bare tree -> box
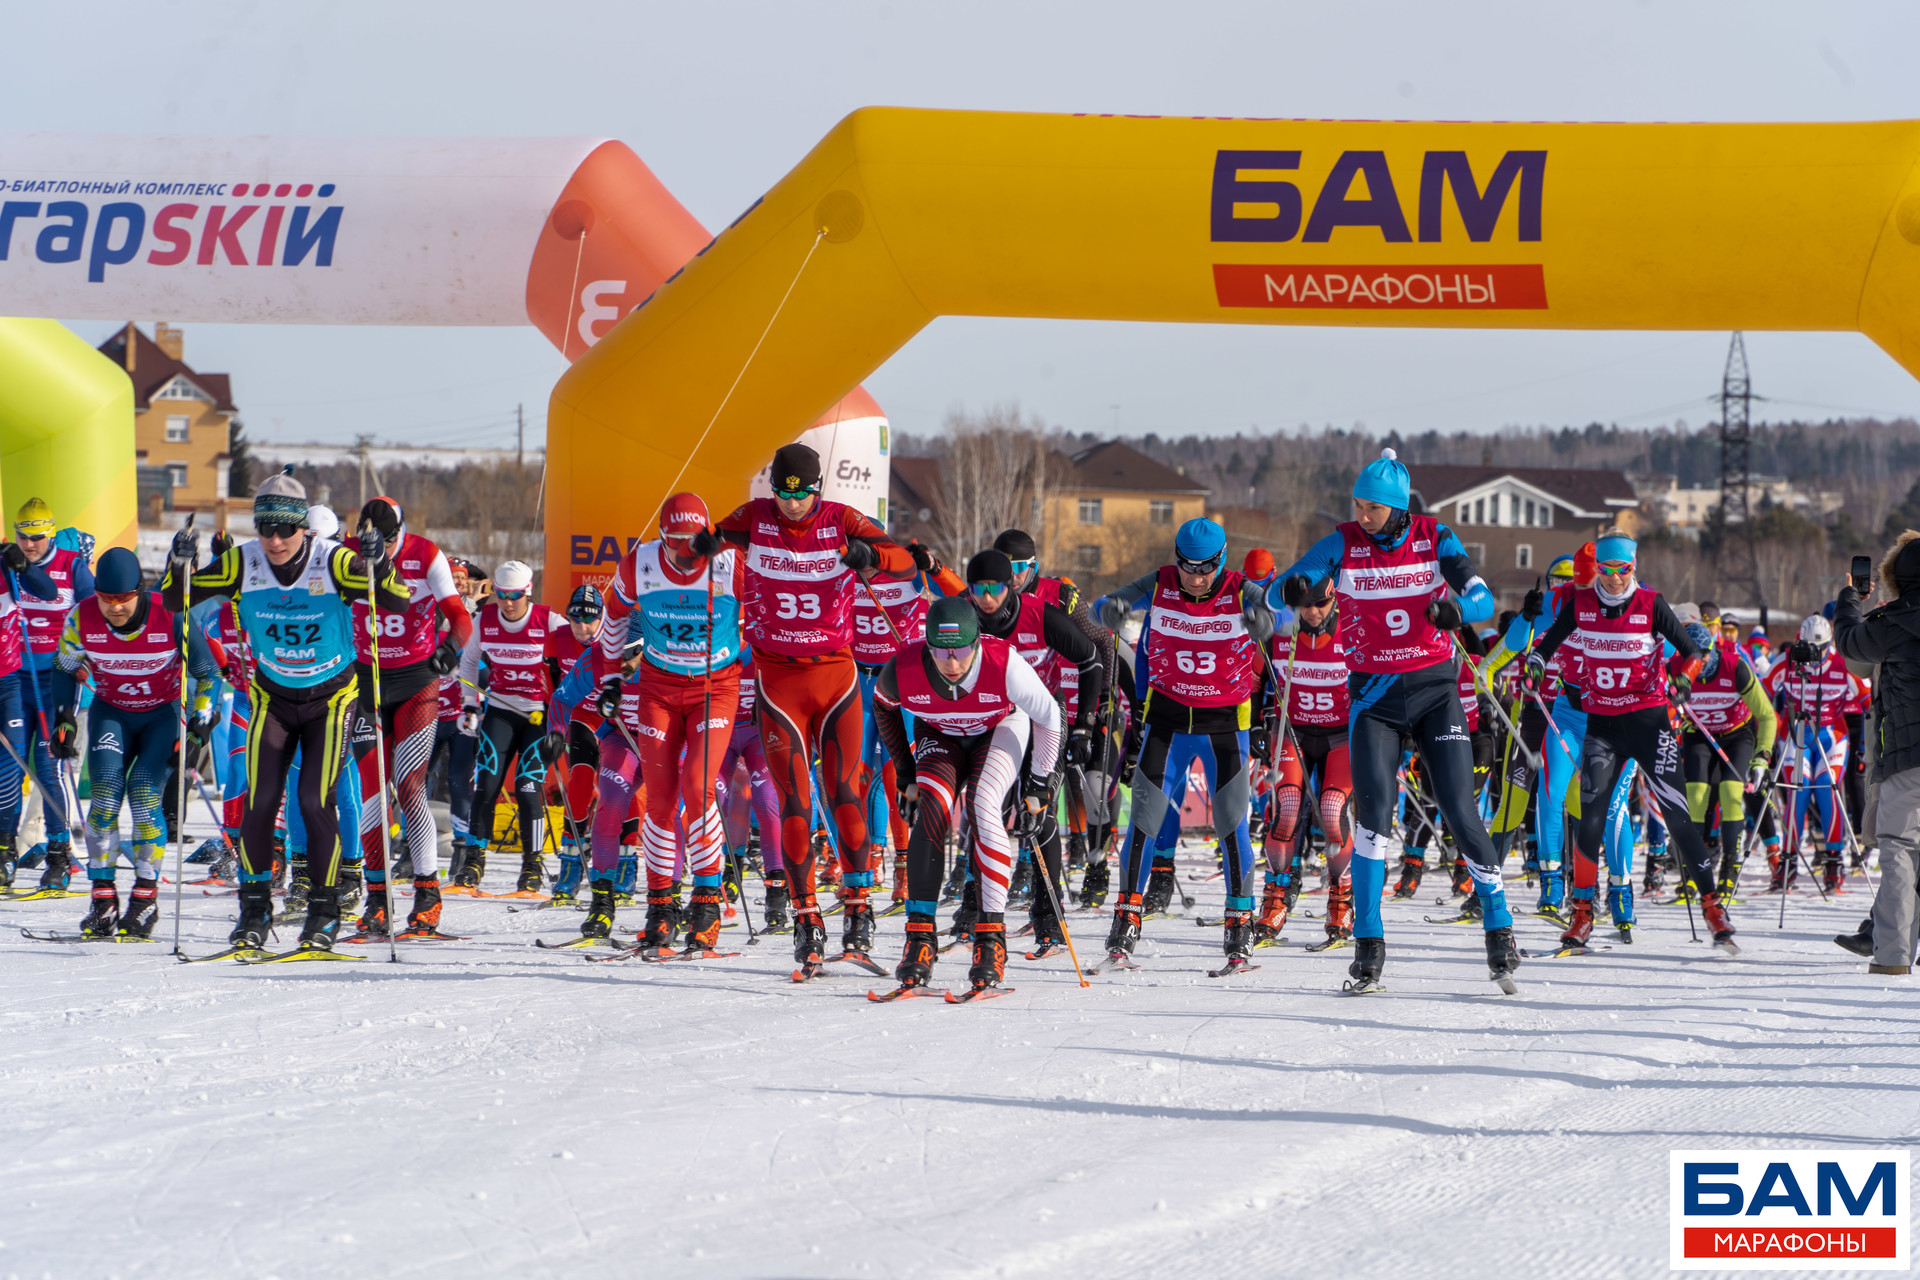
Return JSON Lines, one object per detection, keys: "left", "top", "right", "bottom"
{"left": 921, "top": 404, "right": 1057, "bottom": 568}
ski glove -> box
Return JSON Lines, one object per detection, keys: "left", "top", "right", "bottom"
{"left": 841, "top": 538, "right": 877, "bottom": 573}
{"left": 1522, "top": 651, "right": 1547, "bottom": 691}
{"left": 1065, "top": 725, "right": 1094, "bottom": 767}
{"left": 0, "top": 543, "right": 27, "bottom": 574}
{"left": 1280, "top": 574, "right": 1312, "bottom": 608}
{"left": 595, "top": 679, "right": 623, "bottom": 722}
{"left": 459, "top": 706, "right": 481, "bottom": 736}
{"left": 1667, "top": 671, "right": 1692, "bottom": 705}
{"left": 540, "top": 731, "right": 568, "bottom": 765}
{"left": 50, "top": 711, "right": 79, "bottom": 760}
{"left": 688, "top": 528, "right": 722, "bottom": 559}
{"left": 426, "top": 638, "right": 460, "bottom": 676}
{"left": 899, "top": 779, "right": 919, "bottom": 830}
{"left": 169, "top": 527, "right": 199, "bottom": 567}
{"left": 356, "top": 522, "right": 385, "bottom": 565}
{"left": 906, "top": 539, "right": 940, "bottom": 575}
{"left": 1250, "top": 715, "right": 1275, "bottom": 761}
{"left": 1521, "top": 583, "right": 1544, "bottom": 622}
{"left": 1020, "top": 774, "right": 1052, "bottom": 831}
{"left": 210, "top": 530, "right": 233, "bottom": 561}
{"left": 185, "top": 711, "right": 213, "bottom": 752}
{"left": 1426, "top": 597, "right": 1462, "bottom": 631}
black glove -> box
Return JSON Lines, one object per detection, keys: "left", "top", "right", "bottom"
{"left": 689, "top": 528, "right": 722, "bottom": 558}
{"left": 595, "top": 679, "right": 623, "bottom": 722}
{"left": 0, "top": 543, "right": 28, "bottom": 575}
{"left": 186, "top": 711, "right": 213, "bottom": 752}
{"left": 1426, "top": 597, "right": 1462, "bottom": 631}
{"left": 1020, "top": 773, "right": 1052, "bottom": 834}
{"left": 1250, "top": 714, "right": 1275, "bottom": 761}
{"left": 210, "top": 529, "right": 233, "bottom": 560}
{"left": 1522, "top": 652, "right": 1547, "bottom": 691}
{"left": 426, "top": 638, "right": 460, "bottom": 676}
{"left": 1121, "top": 717, "right": 1144, "bottom": 779}
{"left": 541, "top": 731, "right": 568, "bottom": 765}
{"left": 1065, "top": 724, "right": 1093, "bottom": 767}
{"left": 906, "top": 539, "right": 939, "bottom": 575}
{"left": 1280, "top": 575, "right": 1311, "bottom": 608}
{"left": 169, "top": 527, "right": 199, "bottom": 567}
{"left": 1668, "top": 671, "right": 1693, "bottom": 705}
{"left": 841, "top": 538, "right": 877, "bottom": 573}
{"left": 1521, "top": 584, "right": 1544, "bottom": 622}
{"left": 50, "top": 711, "right": 79, "bottom": 760}
{"left": 899, "top": 778, "right": 919, "bottom": 831}
{"left": 356, "top": 522, "right": 385, "bottom": 565}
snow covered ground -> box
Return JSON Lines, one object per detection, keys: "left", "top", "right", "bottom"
{"left": 2, "top": 814, "right": 1914, "bottom": 1280}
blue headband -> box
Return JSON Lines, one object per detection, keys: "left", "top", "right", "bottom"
{"left": 1595, "top": 535, "right": 1637, "bottom": 565}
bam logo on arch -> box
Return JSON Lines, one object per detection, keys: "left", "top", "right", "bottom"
{"left": 1209, "top": 148, "right": 1547, "bottom": 311}
{"left": 1671, "top": 1149, "right": 1909, "bottom": 1270}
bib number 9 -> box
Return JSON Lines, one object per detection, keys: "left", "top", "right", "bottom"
{"left": 1175, "top": 650, "right": 1217, "bottom": 675}
{"left": 775, "top": 592, "right": 821, "bottom": 621}
{"left": 1385, "top": 608, "right": 1411, "bottom": 636}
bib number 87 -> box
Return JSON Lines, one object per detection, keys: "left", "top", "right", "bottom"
{"left": 1592, "top": 664, "right": 1628, "bottom": 691}
{"left": 775, "top": 592, "right": 821, "bottom": 620}
{"left": 1175, "top": 650, "right": 1217, "bottom": 675}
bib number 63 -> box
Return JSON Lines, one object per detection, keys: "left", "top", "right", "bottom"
{"left": 1175, "top": 650, "right": 1217, "bottom": 675}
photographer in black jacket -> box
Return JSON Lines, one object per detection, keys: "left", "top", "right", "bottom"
{"left": 1833, "top": 532, "right": 1920, "bottom": 974}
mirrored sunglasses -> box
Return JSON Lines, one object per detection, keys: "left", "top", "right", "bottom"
{"left": 96, "top": 590, "right": 141, "bottom": 607}
{"left": 494, "top": 586, "right": 531, "bottom": 602}
{"left": 929, "top": 643, "right": 976, "bottom": 662}
{"left": 1596, "top": 560, "right": 1634, "bottom": 575}
{"left": 968, "top": 581, "right": 1009, "bottom": 598}
{"left": 1008, "top": 558, "right": 1038, "bottom": 576}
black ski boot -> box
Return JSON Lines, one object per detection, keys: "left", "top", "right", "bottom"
{"left": 640, "top": 891, "right": 678, "bottom": 952}
{"left": 1834, "top": 918, "right": 1874, "bottom": 957}
{"left": 120, "top": 879, "right": 159, "bottom": 939}
{"left": 357, "top": 884, "right": 391, "bottom": 938}
{"left": 0, "top": 834, "right": 16, "bottom": 889}
{"left": 841, "top": 893, "right": 875, "bottom": 958}
{"left": 1215, "top": 913, "right": 1255, "bottom": 976}
{"left": 453, "top": 847, "right": 485, "bottom": 890}
{"left": 404, "top": 876, "right": 443, "bottom": 935}
{"left": 581, "top": 880, "right": 618, "bottom": 938}
{"left": 298, "top": 885, "right": 342, "bottom": 950}
{"left": 968, "top": 919, "right": 1008, "bottom": 990}
{"left": 517, "top": 852, "right": 544, "bottom": 894}
{"left": 1028, "top": 881, "right": 1067, "bottom": 958}
{"left": 80, "top": 879, "right": 120, "bottom": 937}
{"left": 285, "top": 853, "right": 310, "bottom": 917}
{"left": 682, "top": 884, "right": 724, "bottom": 953}
{"left": 1392, "top": 853, "right": 1426, "bottom": 899}
{"left": 940, "top": 853, "right": 967, "bottom": 903}
{"left": 1079, "top": 858, "right": 1111, "bottom": 910}
{"left": 338, "top": 860, "right": 365, "bottom": 914}
{"left": 1344, "top": 936, "right": 1385, "bottom": 991}
{"left": 39, "top": 843, "right": 73, "bottom": 891}
{"left": 1143, "top": 858, "right": 1177, "bottom": 916}
{"left": 949, "top": 876, "right": 979, "bottom": 944}
{"left": 1103, "top": 892, "right": 1142, "bottom": 968}
{"left": 793, "top": 910, "right": 828, "bottom": 969}
{"left": 1008, "top": 854, "right": 1034, "bottom": 907}
{"left": 761, "top": 874, "right": 792, "bottom": 934}
{"left": 231, "top": 883, "right": 274, "bottom": 947}
{"left": 1066, "top": 831, "right": 1088, "bottom": 873}
{"left": 1485, "top": 925, "right": 1521, "bottom": 991}
{"left": 893, "top": 916, "right": 938, "bottom": 989}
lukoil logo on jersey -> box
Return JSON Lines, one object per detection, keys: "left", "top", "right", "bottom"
{"left": 0, "top": 179, "right": 343, "bottom": 282}
{"left": 1670, "top": 1150, "right": 1908, "bottom": 1270}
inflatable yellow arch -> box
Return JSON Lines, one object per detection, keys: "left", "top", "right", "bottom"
{"left": 0, "top": 319, "right": 136, "bottom": 551}
{"left": 549, "top": 108, "right": 1920, "bottom": 566}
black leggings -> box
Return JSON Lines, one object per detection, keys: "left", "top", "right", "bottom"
{"left": 1683, "top": 720, "right": 1756, "bottom": 870}
{"left": 1577, "top": 706, "right": 1715, "bottom": 897}
{"left": 471, "top": 707, "right": 550, "bottom": 857}
{"left": 243, "top": 676, "right": 358, "bottom": 887}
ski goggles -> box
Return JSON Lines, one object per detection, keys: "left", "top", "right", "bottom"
{"left": 928, "top": 641, "right": 977, "bottom": 663}
{"left": 96, "top": 589, "right": 141, "bottom": 608}
{"left": 1175, "top": 553, "right": 1225, "bottom": 576}
{"left": 1007, "top": 557, "right": 1037, "bottom": 579}
{"left": 968, "top": 580, "right": 1011, "bottom": 599}
{"left": 771, "top": 482, "right": 821, "bottom": 501}
{"left": 1595, "top": 559, "right": 1635, "bottom": 576}
{"left": 256, "top": 521, "right": 303, "bottom": 541}
{"left": 567, "top": 603, "right": 602, "bottom": 623}
{"left": 493, "top": 585, "right": 531, "bottom": 602}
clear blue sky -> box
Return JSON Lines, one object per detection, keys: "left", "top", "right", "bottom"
{"left": 12, "top": 1, "right": 1920, "bottom": 449}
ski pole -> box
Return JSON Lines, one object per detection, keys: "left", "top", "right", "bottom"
{"left": 5, "top": 567, "right": 77, "bottom": 838}
{"left": 358, "top": 526, "right": 400, "bottom": 964}
{"left": 696, "top": 537, "right": 717, "bottom": 953}
{"left": 167, "top": 516, "right": 196, "bottom": 955}
{"left": 1025, "top": 766, "right": 1089, "bottom": 987}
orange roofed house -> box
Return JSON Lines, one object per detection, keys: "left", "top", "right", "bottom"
{"left": 96, "top": 323, "right": 237, "bottom": 524}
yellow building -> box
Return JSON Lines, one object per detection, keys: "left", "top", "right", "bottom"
{"left": 96, "top": 323, "right": 235, "bottom": 521}
{"left": 1036, "top": 442, "right": 1209, "bottom": 591}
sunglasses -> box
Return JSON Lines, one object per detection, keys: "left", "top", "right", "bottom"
{"left": 1008, "top": 558, "right": 1037, "bottom": 577}
{"left": 568, "top": 608, "right": 602, "bottom": 624}
{"left": 1596, "top": 560, "right": 1634, "bottom": 575}
{"left": 14, "top": 531, "right": 47, "bottom": 543}
{"left": 772, "top": 487, "right": 819, "bottom": 501}
{"left": 257, "top": 521, "right": 302, "bottom": 541}
{"left": 96, "top": 590, "right": 141, "bottom": 607}
{"left": 969, "top": 581, "right": 1009, "bottom": 598}
{"left": 494, "top": 586, "right": 530, "bottom": 602}
{"left": 1176, "top": 556, "right": 1223, "bottom": 576}
{"left": 929, "top": 642, "right": 976, "bottom": 662}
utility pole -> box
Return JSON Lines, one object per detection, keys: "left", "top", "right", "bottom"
{"left": 1715, "top": 333, "right": 1768, "bottom": 629}
{"left": 355, "top": 433, "right": 374, "bottom": 508}
{"left": 517, "top": 403, "right": 524, "bottom": 467}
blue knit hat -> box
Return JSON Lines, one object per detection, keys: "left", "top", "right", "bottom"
{"left": 1353, "top": 448, "right": 1409, "bottom": 509}
{"left": 1174, "top": 518, "right": 1226, "bottom": 570}
{"left": 94, "top": 546, "right": 142, "bottom": 595}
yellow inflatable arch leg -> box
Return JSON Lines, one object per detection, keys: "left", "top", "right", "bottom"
{"left": 549, "top": 109, "right": 1920, "bottom": 544}
{"left": 0, "top": 319, "right": 136, "bottom": 553}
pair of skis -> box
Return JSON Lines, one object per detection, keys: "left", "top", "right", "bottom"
{"left": 866, "top": 983, "right": 1014, "bottom": 1004}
